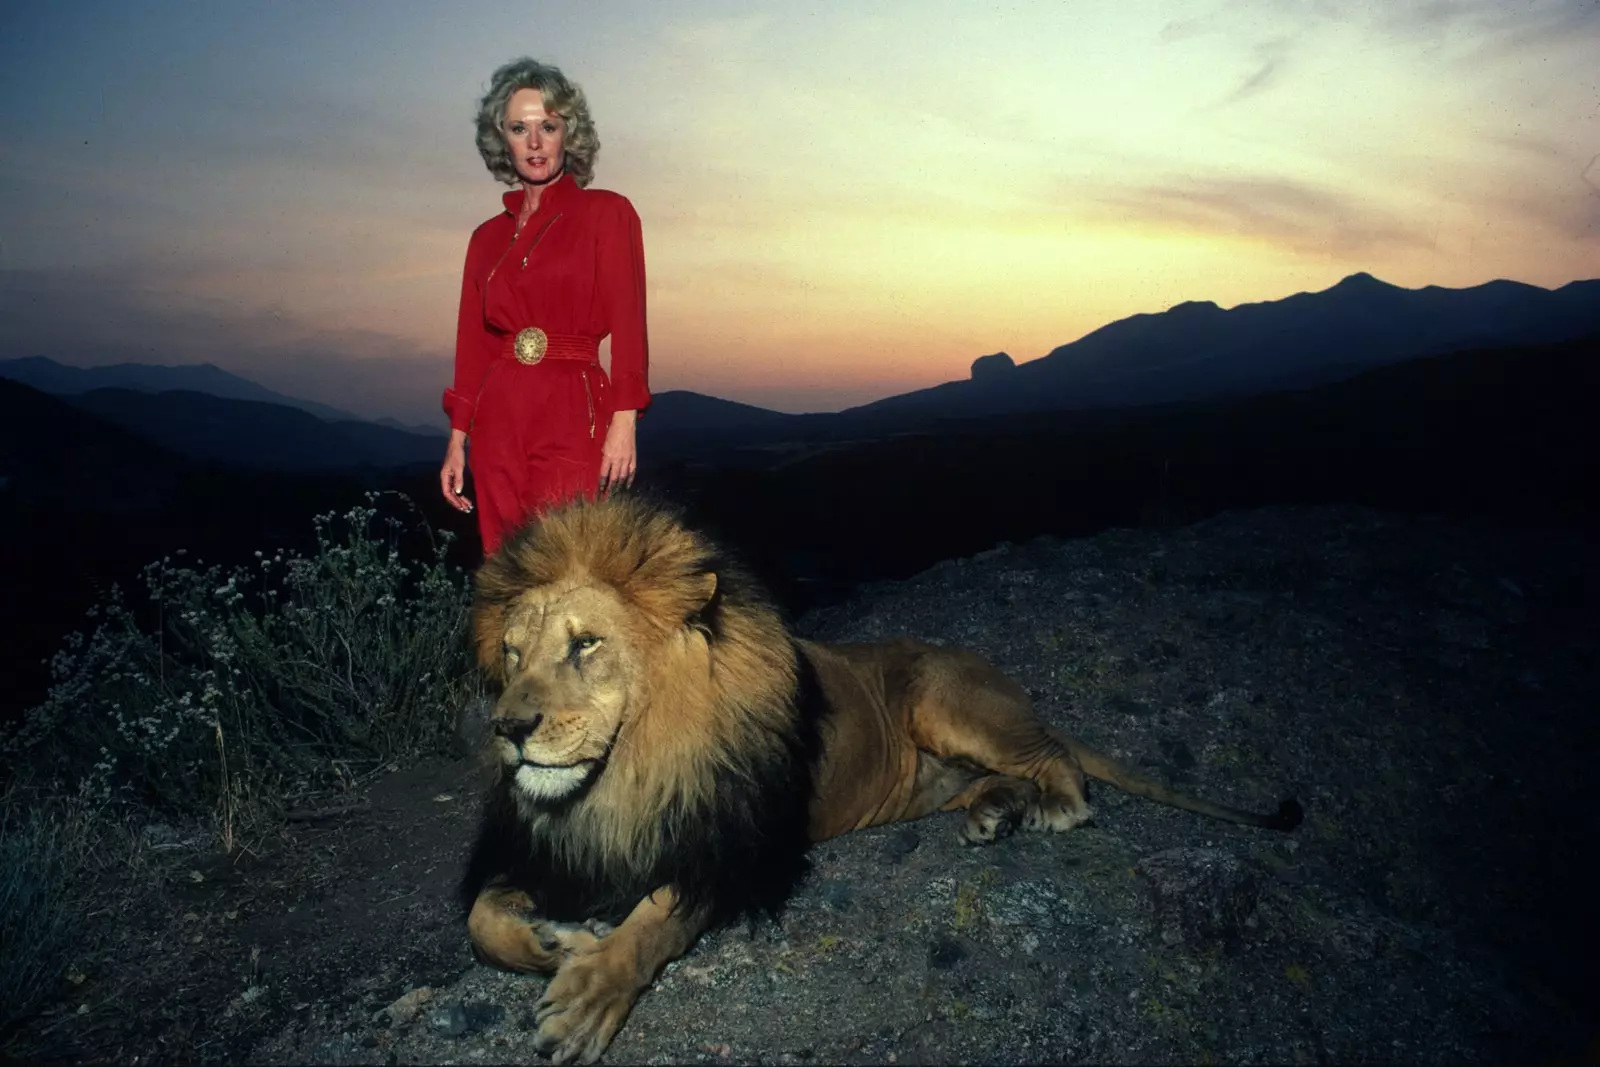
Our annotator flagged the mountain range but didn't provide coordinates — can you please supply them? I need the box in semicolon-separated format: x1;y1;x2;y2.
0;356;371;422
635;273;1600;460
63;388;447;472
848;271;1600;420
0;355;443;433
3;272;1596;471
0;358;447;471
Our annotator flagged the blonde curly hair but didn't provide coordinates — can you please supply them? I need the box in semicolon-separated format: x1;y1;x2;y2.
475;57;599;188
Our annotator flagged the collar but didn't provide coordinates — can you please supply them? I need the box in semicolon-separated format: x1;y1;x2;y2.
501;171;581;219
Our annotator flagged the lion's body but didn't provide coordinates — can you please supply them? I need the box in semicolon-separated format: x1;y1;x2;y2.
461;496;1300;1064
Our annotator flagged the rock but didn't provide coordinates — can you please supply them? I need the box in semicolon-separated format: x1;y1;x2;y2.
1158;737;1197;772
820;878;855;912
428;1001;470;1037
379;986;434;1026
928;936;967;969
882;828;922;865
986;880;1068;928
1135;848;1260;951
463;1000;505;1032
970;351;1015;381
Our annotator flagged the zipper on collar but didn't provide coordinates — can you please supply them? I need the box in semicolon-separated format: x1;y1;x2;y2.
520;213;562;269
486;211;563;287
485;226;518;289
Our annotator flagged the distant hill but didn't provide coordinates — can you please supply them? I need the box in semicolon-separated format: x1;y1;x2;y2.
848;273;1600;420
0;355;364;423
65;388;446;471
0;378;469;718
0;378;189;514
376;415;448;436
636;389;809;459
656;333;1600;607
641;390;798;434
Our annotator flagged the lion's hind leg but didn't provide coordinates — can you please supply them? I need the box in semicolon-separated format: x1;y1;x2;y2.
467;882;604;975
907;648;1094;839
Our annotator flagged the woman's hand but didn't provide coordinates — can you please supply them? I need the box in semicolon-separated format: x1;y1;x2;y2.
440;430;473;513
599;410;638;493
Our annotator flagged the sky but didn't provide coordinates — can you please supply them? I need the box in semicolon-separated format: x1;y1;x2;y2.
1;1;1596;424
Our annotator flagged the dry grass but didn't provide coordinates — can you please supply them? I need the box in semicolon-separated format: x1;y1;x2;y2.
0;492;483;1045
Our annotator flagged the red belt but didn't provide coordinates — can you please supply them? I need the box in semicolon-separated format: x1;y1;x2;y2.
498;327;599;366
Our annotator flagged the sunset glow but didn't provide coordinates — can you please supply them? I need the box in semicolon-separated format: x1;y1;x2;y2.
2;1;1595;421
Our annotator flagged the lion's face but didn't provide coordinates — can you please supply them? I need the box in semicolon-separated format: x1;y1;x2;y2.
491;582;640;804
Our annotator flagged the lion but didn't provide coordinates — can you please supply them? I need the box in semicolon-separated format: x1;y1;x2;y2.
461;494;1302;1064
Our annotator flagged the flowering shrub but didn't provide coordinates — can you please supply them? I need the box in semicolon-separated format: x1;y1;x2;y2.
2;492;480;819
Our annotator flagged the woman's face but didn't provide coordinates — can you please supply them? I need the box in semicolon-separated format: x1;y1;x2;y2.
503;88;566;186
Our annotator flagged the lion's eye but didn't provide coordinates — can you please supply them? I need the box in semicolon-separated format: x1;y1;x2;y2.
568;634;602;659
504;643;520;669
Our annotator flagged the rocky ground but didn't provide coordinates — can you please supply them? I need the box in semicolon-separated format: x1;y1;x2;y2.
9;505;1598;1065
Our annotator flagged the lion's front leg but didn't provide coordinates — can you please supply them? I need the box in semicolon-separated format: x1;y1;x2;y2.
534;886;707;1065
467;881;611;975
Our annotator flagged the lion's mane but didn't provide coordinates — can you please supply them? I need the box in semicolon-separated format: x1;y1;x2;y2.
459;495;823;927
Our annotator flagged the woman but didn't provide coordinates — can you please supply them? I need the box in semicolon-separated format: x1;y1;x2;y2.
439;57;651;557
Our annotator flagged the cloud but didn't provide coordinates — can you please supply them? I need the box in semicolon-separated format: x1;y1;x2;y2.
1381;0;1600;59
1156;15;1215;44
1219;37;1294;106
1157;0;1597;67
1088;175;1433;256
1484;165;1600;243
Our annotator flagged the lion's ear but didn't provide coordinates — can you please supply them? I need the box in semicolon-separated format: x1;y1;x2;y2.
624;556;720;634
688;571;718;613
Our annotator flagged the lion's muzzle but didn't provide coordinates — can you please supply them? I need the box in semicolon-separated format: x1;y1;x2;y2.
493;714;544;747
491;706;610;802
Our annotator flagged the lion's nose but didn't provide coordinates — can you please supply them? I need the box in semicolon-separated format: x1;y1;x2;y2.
492;714;543;747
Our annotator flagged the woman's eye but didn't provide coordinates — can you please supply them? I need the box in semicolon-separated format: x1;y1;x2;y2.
542;123;558;133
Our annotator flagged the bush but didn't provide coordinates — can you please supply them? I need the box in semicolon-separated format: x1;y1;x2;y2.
2;492;480;823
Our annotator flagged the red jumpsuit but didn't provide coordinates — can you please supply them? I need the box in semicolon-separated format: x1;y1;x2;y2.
443;173;651;556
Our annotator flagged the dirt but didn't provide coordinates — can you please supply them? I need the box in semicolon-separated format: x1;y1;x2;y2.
9;505;1598;1065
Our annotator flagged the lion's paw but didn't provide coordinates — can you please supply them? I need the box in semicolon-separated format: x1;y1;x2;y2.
959;799;1021;846
534;949;639;1065
1025;794;1092;833
581;917;616;938
532;920;604;961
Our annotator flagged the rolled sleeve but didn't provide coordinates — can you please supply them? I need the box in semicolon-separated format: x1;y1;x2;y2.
445;233;501;433
597;196;652;413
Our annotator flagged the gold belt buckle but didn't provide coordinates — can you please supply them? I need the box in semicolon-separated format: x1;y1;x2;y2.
514;326;548;365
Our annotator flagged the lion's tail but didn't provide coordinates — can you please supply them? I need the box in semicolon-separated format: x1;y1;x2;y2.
1057;733;1303;831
